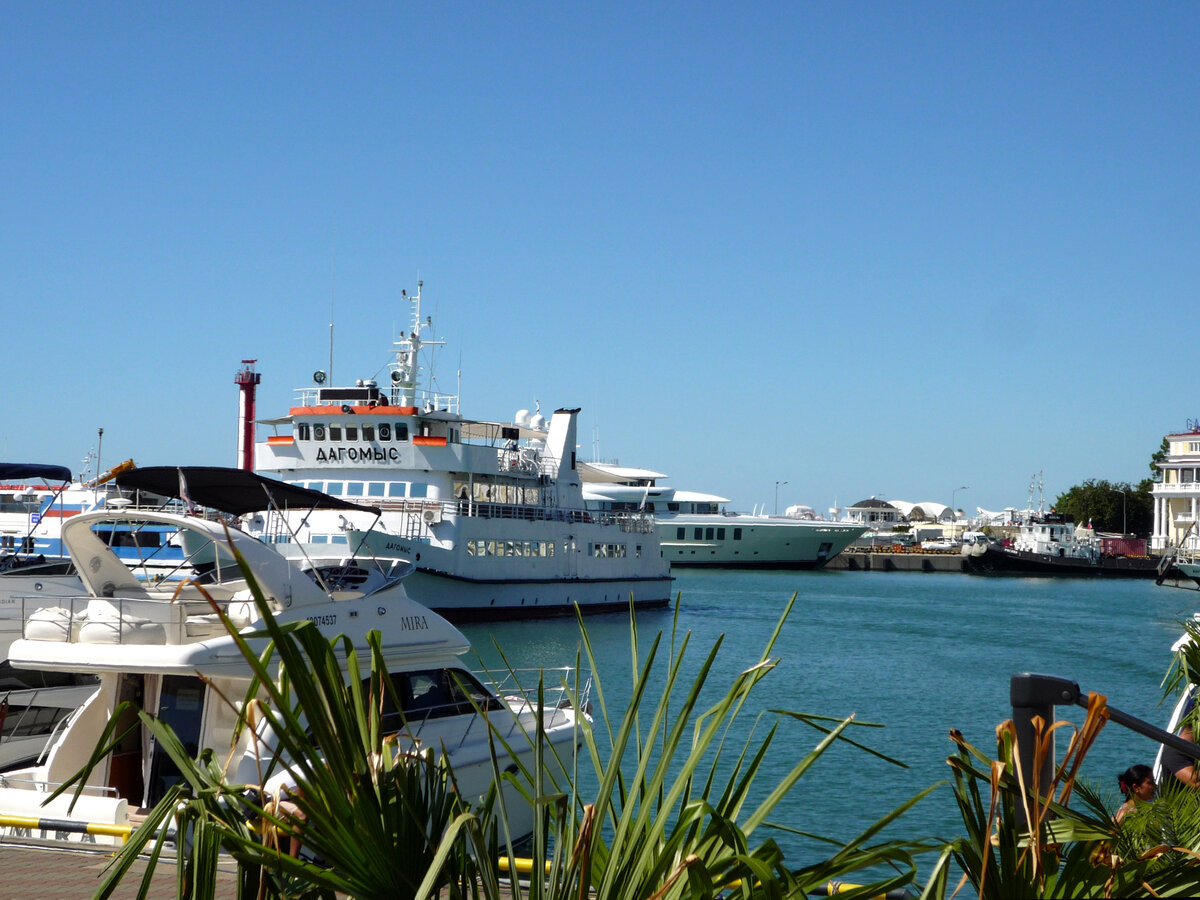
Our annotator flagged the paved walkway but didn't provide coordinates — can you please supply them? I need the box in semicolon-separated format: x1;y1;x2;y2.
0;840;240;899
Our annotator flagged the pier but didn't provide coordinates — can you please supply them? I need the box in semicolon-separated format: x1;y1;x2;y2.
826;549;969;573
0;840;240;899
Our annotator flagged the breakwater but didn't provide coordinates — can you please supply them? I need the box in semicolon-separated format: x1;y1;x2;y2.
825;549;968;572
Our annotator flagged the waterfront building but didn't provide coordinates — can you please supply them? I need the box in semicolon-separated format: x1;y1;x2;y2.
846;498;902;526
1150;425;1200;553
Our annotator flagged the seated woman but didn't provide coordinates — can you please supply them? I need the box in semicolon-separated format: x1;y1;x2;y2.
1115;764;1156;822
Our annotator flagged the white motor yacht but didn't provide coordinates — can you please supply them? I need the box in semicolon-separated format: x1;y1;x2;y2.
0;468;585;845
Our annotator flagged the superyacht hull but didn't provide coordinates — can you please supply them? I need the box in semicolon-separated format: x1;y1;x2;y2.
658;517;867;569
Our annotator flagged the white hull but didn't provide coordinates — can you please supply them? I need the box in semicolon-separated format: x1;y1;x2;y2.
327;512;672;618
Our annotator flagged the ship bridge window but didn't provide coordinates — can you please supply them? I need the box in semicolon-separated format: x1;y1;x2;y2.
388;483;407;498
362;424;375;441
306;481;324;492
346;426;359;441
677;527;685;540
411;484;428;499
329;426;342;441
346;482;364;497
298;424;311;441
694;528;703;539
326;482;344;496
368;483;386;498
395;423;409;441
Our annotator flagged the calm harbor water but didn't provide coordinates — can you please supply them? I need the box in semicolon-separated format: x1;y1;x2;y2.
462;569;1198;872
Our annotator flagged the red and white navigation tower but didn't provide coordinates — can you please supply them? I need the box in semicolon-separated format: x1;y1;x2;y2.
234;360;261;471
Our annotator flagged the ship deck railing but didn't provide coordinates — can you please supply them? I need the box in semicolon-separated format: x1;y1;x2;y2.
15;589;251;646
293;387;460;415
358;498;657;534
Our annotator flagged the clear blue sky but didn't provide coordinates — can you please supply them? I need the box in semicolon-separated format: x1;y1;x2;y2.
2;4;1195;516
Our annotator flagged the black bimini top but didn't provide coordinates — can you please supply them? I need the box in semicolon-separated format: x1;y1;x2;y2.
114;466;379;517
0;463;73;482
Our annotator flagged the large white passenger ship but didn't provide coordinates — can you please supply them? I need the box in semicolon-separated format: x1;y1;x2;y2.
252;283;672;620
581;463;867;568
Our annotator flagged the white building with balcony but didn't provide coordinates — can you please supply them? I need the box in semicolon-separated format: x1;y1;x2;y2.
847;497;902;526
1151;426;1200;552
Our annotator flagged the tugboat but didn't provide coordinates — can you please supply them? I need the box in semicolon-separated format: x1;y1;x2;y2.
963;512;1159;577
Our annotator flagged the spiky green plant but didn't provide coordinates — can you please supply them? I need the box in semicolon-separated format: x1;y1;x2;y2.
480;594;939;900
51;537;501;900
926;682;1200;898
52;537;940;900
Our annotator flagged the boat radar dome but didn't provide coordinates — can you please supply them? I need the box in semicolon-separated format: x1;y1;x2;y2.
515;409;532;427
530;413;546;430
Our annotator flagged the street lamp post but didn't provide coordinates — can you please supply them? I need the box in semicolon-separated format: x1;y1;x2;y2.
951;485;968;538
775;481;788;516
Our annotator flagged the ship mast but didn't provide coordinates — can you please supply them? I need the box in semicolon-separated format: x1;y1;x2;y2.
390;281;447;409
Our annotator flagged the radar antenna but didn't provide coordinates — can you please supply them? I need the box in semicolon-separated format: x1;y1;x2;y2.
389;281;450;410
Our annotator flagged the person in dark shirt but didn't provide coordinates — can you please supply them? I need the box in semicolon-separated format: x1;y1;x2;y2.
1162;694;1200;788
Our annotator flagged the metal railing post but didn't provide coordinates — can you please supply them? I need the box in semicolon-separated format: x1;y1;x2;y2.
1010;674;1080;828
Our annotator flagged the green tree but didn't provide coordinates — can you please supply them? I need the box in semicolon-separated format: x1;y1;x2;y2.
1054;479;1152;535
1151;436;1170;480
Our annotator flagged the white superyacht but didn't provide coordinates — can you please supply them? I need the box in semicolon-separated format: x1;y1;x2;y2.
253;282;672;620
581;463;867;568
